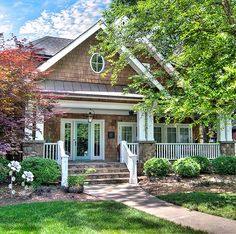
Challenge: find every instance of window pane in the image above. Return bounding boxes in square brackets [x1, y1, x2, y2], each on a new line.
[121, 126, 132, 143]
[77, 123, 88, 157]
[94, 123, 100, 157]
[180, 128, 190, 143]
[167, 127, 176, 143]
[64, 123, 71, 155]
[90, 53, 104, 73]
[154, 127, 162, 143]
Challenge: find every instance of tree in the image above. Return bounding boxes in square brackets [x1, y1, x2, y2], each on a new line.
[97, 0, 236, 129]
[0, 36, 57, 155]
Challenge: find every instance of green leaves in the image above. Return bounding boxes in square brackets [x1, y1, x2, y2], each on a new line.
[97, 0, 236, 128]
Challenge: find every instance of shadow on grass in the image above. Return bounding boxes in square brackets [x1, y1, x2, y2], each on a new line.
[158, 192, 236, 220]
[0, 201, 204, 234]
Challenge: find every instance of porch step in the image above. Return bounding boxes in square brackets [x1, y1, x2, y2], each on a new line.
[85, 178, 130, 184]
[68, 162, 130, 184]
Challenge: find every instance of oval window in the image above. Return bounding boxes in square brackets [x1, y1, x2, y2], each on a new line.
[90, 53, 105, 73]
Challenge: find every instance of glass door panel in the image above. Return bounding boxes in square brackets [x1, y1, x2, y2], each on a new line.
[75, 122, 90, 160]
[94, 123, 101, 157]
[64, 123, 72, 156]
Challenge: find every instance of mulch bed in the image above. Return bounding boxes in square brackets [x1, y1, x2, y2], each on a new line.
[139, 174, 236, 196]
[0, 184, 99, 207]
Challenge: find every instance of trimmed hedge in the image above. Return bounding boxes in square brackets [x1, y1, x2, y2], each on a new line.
[20, 157, 61, 187]
[144, 157, 171, 177]
[173, 158, 201, 178]
[212, 156, 236, 175]
[191, 156, 212, 173]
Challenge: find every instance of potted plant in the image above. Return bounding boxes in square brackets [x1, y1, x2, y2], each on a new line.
[67, 168, 96, 193]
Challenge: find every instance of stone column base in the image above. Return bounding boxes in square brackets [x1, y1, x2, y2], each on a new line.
[138, 141, 156, 175]
[219, 141, 236, 156]
[22, 140, 45, 159]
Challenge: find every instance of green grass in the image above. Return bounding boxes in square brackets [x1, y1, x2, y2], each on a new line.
[158, 192, 236, 220]
[0, 201, 204, 234]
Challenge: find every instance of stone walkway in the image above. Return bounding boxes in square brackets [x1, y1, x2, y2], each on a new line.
[85, 183, 236, 234]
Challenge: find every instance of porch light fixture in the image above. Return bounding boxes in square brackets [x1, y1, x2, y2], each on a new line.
[88, 109, 95, 123]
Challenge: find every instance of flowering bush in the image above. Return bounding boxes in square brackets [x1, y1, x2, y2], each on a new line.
[7, 160, 34, 196]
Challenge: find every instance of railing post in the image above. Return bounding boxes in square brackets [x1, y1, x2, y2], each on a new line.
[120, 141, 126, 163]
[129, 155, 138, 184]
[57, 140, 69, 188]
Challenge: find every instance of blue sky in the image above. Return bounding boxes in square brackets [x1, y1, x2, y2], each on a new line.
[0, 0, 111, 40]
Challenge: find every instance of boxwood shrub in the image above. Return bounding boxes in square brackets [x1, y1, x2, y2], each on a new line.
[173, 158, 201, 178]
[191, 156, 212, 173]
[20, 156, 61, 187]
[0, 157, 9, 183]
[212, 156, 236, 175]
[144, 157, 171, 177]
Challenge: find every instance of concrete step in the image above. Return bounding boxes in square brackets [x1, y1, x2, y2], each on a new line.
[85, 177, 129, 184]
[68, 167, 129, 174]
[68, 161, 129, 184]
[69, 172, 130, 179]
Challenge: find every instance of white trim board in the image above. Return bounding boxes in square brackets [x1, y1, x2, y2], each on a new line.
[57, 100, 135, 111]
[38, 20, 102, 72]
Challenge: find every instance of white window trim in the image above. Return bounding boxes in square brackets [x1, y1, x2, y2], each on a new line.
[154, 124, 193, 143]
[117, 122, 137, 144]
[90, 53, 105, 74]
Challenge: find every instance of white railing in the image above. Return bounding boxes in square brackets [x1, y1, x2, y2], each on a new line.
[120, 141, 138, 184]
[43, 143, 58, 161]
[43, 141, 69, 187]
[156, 143, 221, 160]
[127, 143, 139, 157]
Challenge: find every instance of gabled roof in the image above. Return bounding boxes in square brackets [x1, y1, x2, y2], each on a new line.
[37, 19, 167, 92]
[32, 36, 72, 58]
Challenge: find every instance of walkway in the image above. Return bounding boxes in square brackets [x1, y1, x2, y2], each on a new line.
[85, 183, 236, 234]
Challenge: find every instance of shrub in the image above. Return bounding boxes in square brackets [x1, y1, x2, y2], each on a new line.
[191, 156, 212, 173]
[173, 158, 201, 178]
[0, 156, 9, 166]
[20, 157, 60, 187]
[68, 168, 96, 187]
[144, 157, 171, 177]
[0, 157, 9, 183]
[212, 156, 236, 175]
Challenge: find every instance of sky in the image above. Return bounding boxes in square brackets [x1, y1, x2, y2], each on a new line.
[0, 0, 111, 41]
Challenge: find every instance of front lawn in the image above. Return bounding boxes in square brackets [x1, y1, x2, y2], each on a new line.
[0, 201, 204, 234]
[158, 192, 236, 220]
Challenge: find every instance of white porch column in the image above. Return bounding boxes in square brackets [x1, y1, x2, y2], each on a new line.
[218, 117, 233, 142]
[225, 118, 233, 141]
[35, 114, 44, 141]
[147, 112, 154, 141]
[137, 111, 146, 141]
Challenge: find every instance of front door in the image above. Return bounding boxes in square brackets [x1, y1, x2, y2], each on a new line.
[61, 119, 104, 160]
[75, 121, 91, 160]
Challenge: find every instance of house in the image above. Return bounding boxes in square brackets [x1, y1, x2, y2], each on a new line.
[23, 20, 235, 184]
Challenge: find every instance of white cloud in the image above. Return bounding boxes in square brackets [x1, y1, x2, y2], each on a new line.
[19, 0, 111, 40]
[0, 24, 12, 33]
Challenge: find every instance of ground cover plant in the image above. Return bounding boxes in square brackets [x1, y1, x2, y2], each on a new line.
[158, 192, 236, 220]
[0, 201, 204, 234]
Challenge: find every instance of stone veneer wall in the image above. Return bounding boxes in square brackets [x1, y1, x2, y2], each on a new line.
[22, 141, 45, 158]
[220, 142, 236, 156]
[44, 113, 136, 161]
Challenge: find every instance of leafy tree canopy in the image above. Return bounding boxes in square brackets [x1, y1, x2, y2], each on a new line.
[0, 37, 57, 154]
[97, 0, 236, 127]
